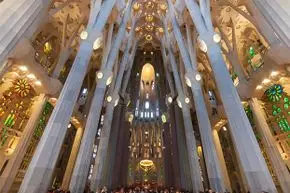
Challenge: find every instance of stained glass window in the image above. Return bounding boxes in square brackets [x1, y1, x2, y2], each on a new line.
[248, 46, 263, 71]
[0, 79, 36, 147]
[265, 84, 290, 132]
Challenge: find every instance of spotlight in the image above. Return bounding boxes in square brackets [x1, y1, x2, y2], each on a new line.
[80, 31, 88, 40]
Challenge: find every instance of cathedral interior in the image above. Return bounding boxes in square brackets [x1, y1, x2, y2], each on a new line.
[0, 0, 290, 193]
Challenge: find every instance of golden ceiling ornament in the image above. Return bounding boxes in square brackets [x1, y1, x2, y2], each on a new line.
[145, 1, 154, 9]
[145, 15, 153, 22]
[146, 35, 153, 41]
[145, 25, 153, 31]
[133, 2, 141, 10]
[159, 3, 167, 10]
[14, 79, 30, 97]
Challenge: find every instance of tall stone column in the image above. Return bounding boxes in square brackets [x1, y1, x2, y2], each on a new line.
[18, 1, 115, 192]
[0, 0, 50, 66]
[70, 3, 133, 192]
[162, 43, 203, 192]
[173, 103, 192, 191]
[189, 78, 225, 192]
[206, 42, 276, 193]
[162, 122, 174, 187]
[212, 129, 232, 192]
[102, 105, 122, 187]
[0, 94, 46, 193]
[165, 6, 225, 191]
[184, 0, 277, 192]
[112, 42, 138, 188]
[249, 98, 290, 192]
[110, 104, 126, 187]
[91, 33, 136, 191]
[61, 127, 84, 190]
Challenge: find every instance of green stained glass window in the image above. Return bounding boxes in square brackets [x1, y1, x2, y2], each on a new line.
[265, 84, 290, 132]
[33, 102, 53, 139]
[249, 47, 255, 57]
[265, 84, 283, 102]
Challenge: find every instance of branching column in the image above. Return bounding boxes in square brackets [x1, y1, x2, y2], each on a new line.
[91, 35, 137, 191]
[184, 0, 277, 192]
[70, 2, 133, 192]
[161, 42, 202, 192]
[18, 1, 116, 192]
[166, 3, 225, 191]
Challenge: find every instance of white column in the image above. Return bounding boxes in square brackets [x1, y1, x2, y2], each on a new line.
[70, 3, 133, 192]
[0, 94, 46, 193]
[212, 129, 232, 192]
[91, 35, 137, 191]
[162, 43, 203, 193]
[249, 98, 290, 192]
[166, 5, 225, 191]
[18, 1, 115, 192]
[61, 127, 84, 190]
[184, 0, 277, 192]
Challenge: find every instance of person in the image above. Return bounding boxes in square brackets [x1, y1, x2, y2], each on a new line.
[101, 186, 108, 193]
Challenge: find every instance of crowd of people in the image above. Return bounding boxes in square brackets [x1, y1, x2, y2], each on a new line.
[47, 186, 269, 193]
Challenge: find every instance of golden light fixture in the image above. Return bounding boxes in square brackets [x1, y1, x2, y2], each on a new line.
[93, 36, 102, 50]
[161, 114, 167, 123]
[197, 37, 208, 52]
[158, 27, 164, 33]
[80, 30, 88, 40]
[185, 97, 190, 104]
[146, 35, 153, 41]
[106, 96, 112, 102]
[167, 96, 173, 103]
[140, 159, 154, 172]
[106, 75, 113, 86]
[97, 72, 103, 79]
[195, 73, 202, 81]
[213, 33, 221, 43]
[177, 98, 182, 108]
